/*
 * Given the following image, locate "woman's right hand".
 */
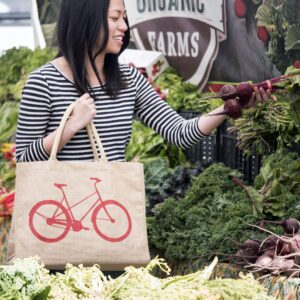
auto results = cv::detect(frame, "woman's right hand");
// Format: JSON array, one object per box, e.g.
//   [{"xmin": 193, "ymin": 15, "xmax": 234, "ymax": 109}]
[{"xmin": 69, "ymin": 93, "xmax": 97, "ymax": 131}]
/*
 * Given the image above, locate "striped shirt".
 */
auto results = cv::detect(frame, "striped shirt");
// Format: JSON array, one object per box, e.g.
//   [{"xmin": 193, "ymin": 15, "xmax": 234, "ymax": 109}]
[{"xmin": 16, "ymin": 63, "xmax": 206, "ymax": 162}]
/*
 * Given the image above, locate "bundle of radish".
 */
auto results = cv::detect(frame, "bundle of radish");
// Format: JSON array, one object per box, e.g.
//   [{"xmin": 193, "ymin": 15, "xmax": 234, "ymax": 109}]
[
  {"xmin": 234, "ymin": 220, "xmax": 300, "ymax": 279},
  {"xmin": 205, "ymin": 75, "xmax": 296, "ymax": 119}
]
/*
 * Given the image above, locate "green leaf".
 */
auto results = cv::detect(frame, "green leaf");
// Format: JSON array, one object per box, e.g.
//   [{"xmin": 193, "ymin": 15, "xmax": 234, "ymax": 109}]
[
  {"xmin": 0, "ymin": 102, "xmax": 19, "ymax": 141},
  {"xmin": 285, "ymin": 24, "xmax": 300, "ymax": 51},
  {"xmin": 33, "ymin": 286, "xmax": 51, "ymax": 300},
  {"xmin": 260, "ymin": 163, "xmax": 273, "ymax": 183}
]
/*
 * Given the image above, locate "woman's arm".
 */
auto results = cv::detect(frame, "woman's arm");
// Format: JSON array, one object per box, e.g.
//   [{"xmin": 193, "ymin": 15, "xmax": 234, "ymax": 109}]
[
  {"xmin": 197, "ymin": 105, "xmax": 226, "ymax": 135},
  {"xmin": 16, "ymin": 71, "xmax": 51, "ymax": 162},
  {"xmin": 198, "ymin": 86, "xmax": 274, "ymax": 135},
  {"xmin": 132, "ymin": 66, "xmax": 206, "ymax": 149}
]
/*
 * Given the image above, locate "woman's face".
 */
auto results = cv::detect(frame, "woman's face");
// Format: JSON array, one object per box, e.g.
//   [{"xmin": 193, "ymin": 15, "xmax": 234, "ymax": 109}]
[{"xmin": 105, "ymin": 0, "xmax": 128, "ymax": 54}]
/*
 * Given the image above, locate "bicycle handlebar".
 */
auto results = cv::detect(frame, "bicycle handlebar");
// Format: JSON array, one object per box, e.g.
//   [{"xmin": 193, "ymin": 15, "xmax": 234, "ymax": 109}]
[{"xmin": 90, "ymin": 177, "xmax": 101, "ymax": 183}]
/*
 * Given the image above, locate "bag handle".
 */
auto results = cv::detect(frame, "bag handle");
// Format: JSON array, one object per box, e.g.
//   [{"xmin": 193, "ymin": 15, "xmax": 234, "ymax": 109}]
[{"xmin": 50, "ymin": 102, "xmax": 107, "ymax": 162}]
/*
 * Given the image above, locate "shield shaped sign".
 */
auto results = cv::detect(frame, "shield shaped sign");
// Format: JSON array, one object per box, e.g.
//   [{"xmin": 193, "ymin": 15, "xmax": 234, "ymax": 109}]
[{"xmin": 124, "ymin": 0, "xmax": 227, "ymax": 90}]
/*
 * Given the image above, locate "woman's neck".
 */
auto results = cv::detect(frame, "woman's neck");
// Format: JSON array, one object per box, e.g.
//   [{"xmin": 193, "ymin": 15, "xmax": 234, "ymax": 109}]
[{"xmin": 51, "ymin": 55, "xmax": 106, "ymax": 87}]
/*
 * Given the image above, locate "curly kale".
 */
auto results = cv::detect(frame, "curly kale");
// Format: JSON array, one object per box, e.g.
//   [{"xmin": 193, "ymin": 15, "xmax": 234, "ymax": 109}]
[{"xmin": 147, "ymin": 163, "xmax": 258, "ymax": 269}]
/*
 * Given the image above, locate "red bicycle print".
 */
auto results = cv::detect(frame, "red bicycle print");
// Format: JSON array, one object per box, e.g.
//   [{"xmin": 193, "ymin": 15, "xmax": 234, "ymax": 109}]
[{"xmin": 28, "ymin": 178, "xmax": 132, "ymax": 243}]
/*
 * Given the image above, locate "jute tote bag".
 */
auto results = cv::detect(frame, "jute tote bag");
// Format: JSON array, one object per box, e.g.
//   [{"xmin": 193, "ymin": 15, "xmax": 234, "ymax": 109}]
[{"xmin": 9, "ymin": 103, "xmax": 150, "ymax": 270}]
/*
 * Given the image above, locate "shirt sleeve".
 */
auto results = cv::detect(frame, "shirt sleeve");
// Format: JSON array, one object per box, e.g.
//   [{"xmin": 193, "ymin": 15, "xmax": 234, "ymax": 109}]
[
  {"xmin": 131, "ymin": 67, "xmax": 208, "ymax": 149},
  {"xmin": 16, "ymin": 70, "xmax": 51, "ymax": 162}
]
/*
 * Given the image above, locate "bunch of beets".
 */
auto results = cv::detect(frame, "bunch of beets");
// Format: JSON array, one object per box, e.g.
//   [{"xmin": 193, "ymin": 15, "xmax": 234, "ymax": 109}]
[
  {"xmin": 209, "ymin": 74, "xmax": 297, "ymax": 119},
  {"xmin": 211, "ymin": 80, "xmax": 276, "ymax": 119},
  {"xmin": 234, "ymin": 218, "xmax": 300, "ymax": 277}
]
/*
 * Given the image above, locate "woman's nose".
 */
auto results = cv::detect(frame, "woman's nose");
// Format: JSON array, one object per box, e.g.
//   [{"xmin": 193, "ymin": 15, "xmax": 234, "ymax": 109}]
[{"xmin": 119, "ymin": 19, "xmax": 128, "ymax": 32}]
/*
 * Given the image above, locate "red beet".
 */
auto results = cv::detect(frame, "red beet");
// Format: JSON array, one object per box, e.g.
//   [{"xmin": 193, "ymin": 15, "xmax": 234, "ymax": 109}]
[
  {"xmin": 234, "ymin": 248, "xmax": 258, "ymax": 264},
  {"xmin": 208, "ymin": 98, "xmax": 243, "ymax": 119},
  {"xmin": 279, "ymin": 242, "xmax": 291, "ymax": 256},
  {"xmin": 261, "ymin": 218, "xmax": 300, "ymax": 235},
  {"xmin": 219, "ymin": 80, "xmax": 274, "ymax": 107},
  {"xmin": 219, "ymin": 82, "xmax": 253, "ymax": 106},
  {"xmin": 203, "ymin": 75, "xmax": 294, "ymax": 105},
  {"xmin": 293, "ymin": 60, "xmax": 300, "ymax": 69},
  {"xmin": 223, "ymin": 98, "xmax": 243, "ymax": 119},
  {"xmin": 271, "ymin": 257, "xmax": 294, "ymax": 271},
  {"xmin": 235, "ymin": 82, "xmax": 254, "ymax": 106},
  {"xmin": 282, "ymin": 218, "xmax": 300, "ymax": 235},
  {"xmin": 255, "ymin": 255, "xmax": 273, "ymax": 268},
  {"xmin": 257, "ymin": 26, "xmax": 269, "ymax": 43},
  {"xmin": 219, "ymin": 84, "xmax": 236, "ymax": 98},
  {"xmin": 289, "ymin": 234, "xmax": 300, "ymax": 253},
  {"xmin": 240, "ymin": 239, "xmax": 261, "ymax": 256},
  {"xmin": 234, "ymin": 0, "xmax": 246, "ymax": 18},
  {"xmin": 259, "ymin": 235, "xmax": 284, "ymax": 253}
]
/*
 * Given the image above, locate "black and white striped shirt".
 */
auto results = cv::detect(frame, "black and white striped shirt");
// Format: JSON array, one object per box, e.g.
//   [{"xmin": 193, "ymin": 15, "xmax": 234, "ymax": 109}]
[{"xmin": 16, "ymin": 63, "xmax": 206, "ymax": 162}]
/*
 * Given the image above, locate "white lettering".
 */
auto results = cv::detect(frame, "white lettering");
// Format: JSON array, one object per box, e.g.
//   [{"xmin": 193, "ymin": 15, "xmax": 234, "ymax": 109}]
[
  {"xmin": 167, "ymin": 32, "xmax": 177, "ymax": 56},
  {"xmin": 168, "ymin": 0, "xmax": 178, "ymax": 10},
  {"xmin": 158, "ymin": 0, "xmax": 166, "ymax": 10},
  {"xmin": 137, "ymin": 0, "xmax": 146, "ymax": 13},
  {"xmin": 147, "ymin": 31, "xmax": 157, "ymax": 50},
  {"xmin": 191, "ymin": 32, "xmax": 199, "ymax": 57},
  {"xmin": 147, "ymin": 31, "xmax": 199, "ymax": 57},
  {"xmin": 136, "ymin": 0, "xmax": 205, "ymax": 12},
  {"xmin": 177, "ymin": 32, "xmax": 190, "ymax": 56},
  {"xmin": 157, "ymin": 32, "xmax": 166, "ymax": 54}
]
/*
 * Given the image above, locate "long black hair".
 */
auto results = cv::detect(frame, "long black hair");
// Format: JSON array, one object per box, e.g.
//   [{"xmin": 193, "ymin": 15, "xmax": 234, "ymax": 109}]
[{"xmin": 56, "ymin": 0, "xmax": 130, "ymax": 98}]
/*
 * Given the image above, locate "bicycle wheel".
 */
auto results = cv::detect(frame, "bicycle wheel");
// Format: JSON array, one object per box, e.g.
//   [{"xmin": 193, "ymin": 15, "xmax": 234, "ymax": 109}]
[
  {"xmin": 29, "ymin": 200, "xmax": 71, "ymax": 243},
  {"xmin": 92, "ymin": 200, "xmax": 132, "ymax": 242}
]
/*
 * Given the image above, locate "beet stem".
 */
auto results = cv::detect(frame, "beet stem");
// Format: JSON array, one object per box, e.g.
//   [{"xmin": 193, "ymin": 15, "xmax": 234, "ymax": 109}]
[
  {"xmin": 232, "ymin": 177, "xmax": 261, "ymax": 215},
  {"xmin": 247, "ymin": 223, "xmax": 290, "ymax": 243}
]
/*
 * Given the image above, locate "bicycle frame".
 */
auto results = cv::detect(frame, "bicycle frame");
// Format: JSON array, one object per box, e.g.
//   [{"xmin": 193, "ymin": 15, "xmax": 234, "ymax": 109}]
[
  {"xmin": 52, "ymin": 181, "xmax": 103, "ymax": 223},
  {"xmin": 29, "ymin": 179, "xmax": 132, "ymax": 243}
]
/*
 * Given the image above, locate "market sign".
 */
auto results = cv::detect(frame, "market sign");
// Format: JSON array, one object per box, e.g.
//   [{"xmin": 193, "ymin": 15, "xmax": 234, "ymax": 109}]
[{"xmin": 124, "ymin": 0, "xmax": 227, "ymax": 90}]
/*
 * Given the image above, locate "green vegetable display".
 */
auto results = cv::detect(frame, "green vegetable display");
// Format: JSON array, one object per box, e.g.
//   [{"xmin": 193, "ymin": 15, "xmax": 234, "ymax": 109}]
[
  {"xmin": 0, "ymin": 257, "xmax": 51, "ymax": 299},
  {"xmin": 146, "ymin": 163, "xmax": 204, "ymax": 216},
  {"xmin": 0, "ymin": 47, "xmax": 56, "ymax": 102},
  {"xmin": 147, "ymin": 163, "xmax": 258, "ymax": 267},
  {"xmin": 0, "ymin": 256, "xmax": 274, "ymax": 300},
  {"xmin": 228, "ymin": 99, "xmax": 299, "ymax": 155},
  {"xmin": 0, "ymin": 102, "xmax": 19, "ymax": 143},
  {"xmin": 125, "ymin": 120, "xmax": 187, "ymax": 168},
  {"xmin": 228, "ymin": 69, "xmax": 300, "ymax": 156},
  {"xmin": 234, "ymin": 151, "xmax": 300, "ymax": 218},
  {"xmin": 154, "ymin": 67, "xmax": 222, "ymax": 113},
  {"xmin": 283, "ymin": 68, "xmax": 300, "ymax": 126}
]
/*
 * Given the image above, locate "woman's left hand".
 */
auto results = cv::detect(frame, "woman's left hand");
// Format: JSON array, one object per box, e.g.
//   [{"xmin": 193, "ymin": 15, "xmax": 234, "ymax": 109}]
[{"xmin": 246, "ymin": 87, "xmax": 277, "ymax": 108}]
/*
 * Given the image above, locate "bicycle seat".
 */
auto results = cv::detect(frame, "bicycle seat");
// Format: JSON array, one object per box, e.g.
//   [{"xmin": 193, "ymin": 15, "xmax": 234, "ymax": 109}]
[
  {"xmin": 54, "ymin": 183, "xmax": 67, "ymax": 188},
  {"xmin": 90, "ymin": 177, "xmax": 101, "ymax": 183}
]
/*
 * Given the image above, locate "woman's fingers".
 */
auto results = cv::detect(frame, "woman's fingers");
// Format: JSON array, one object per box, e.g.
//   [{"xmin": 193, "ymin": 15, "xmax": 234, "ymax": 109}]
[
  {"xmin": 247, "ymin": 92, "xmax": 256, "ymax": 108},
  {"xmin": 81, "ymin": 93, "xmax": 90, "ymax": 100},
  {"xmin": 254, "ymin": 87, "xmax": 262, "ymax": 102},
  {"xmin": 266, "ymin": 89, "xmax": 277, "ymax": 102},
  {"xmin": 253, "ymin": 87, "xmax": 277, "ymax": 104},
  {"xmin": 259, "ymin": 87, "xmax": 269, "ymax": 101}
]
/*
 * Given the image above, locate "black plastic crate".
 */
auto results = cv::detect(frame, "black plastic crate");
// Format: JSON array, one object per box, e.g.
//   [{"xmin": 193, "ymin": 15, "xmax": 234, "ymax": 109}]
[
  {"xmin": 289, "ymin": 143, "xmax": 300, "ymax": 156},
  {"xmin": 217, "ymin": 121, "xmax": 261, "ymax": 183},
  {"xmin": 179, "ymin": 111, "xmax": 217, "ymax": 163}
]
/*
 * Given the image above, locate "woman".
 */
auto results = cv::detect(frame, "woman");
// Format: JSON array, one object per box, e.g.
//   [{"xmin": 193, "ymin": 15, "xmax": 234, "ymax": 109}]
[{"xmin": 16, "ymin": 0, "xmax": 273, "ymax": 163}]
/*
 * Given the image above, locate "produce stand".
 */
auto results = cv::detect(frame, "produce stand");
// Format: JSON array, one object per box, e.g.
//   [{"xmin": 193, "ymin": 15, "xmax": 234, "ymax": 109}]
[
  {"xmin": 163, "ymin": 259, "xmax": 300, "ymax": 299},
  {"xmin": 214, "ymin": 264, "xmax": 300, "ymax": 299},
  {"xmin": 0, "ymin": 0, "xmax": 300, "ymax": 296}
]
